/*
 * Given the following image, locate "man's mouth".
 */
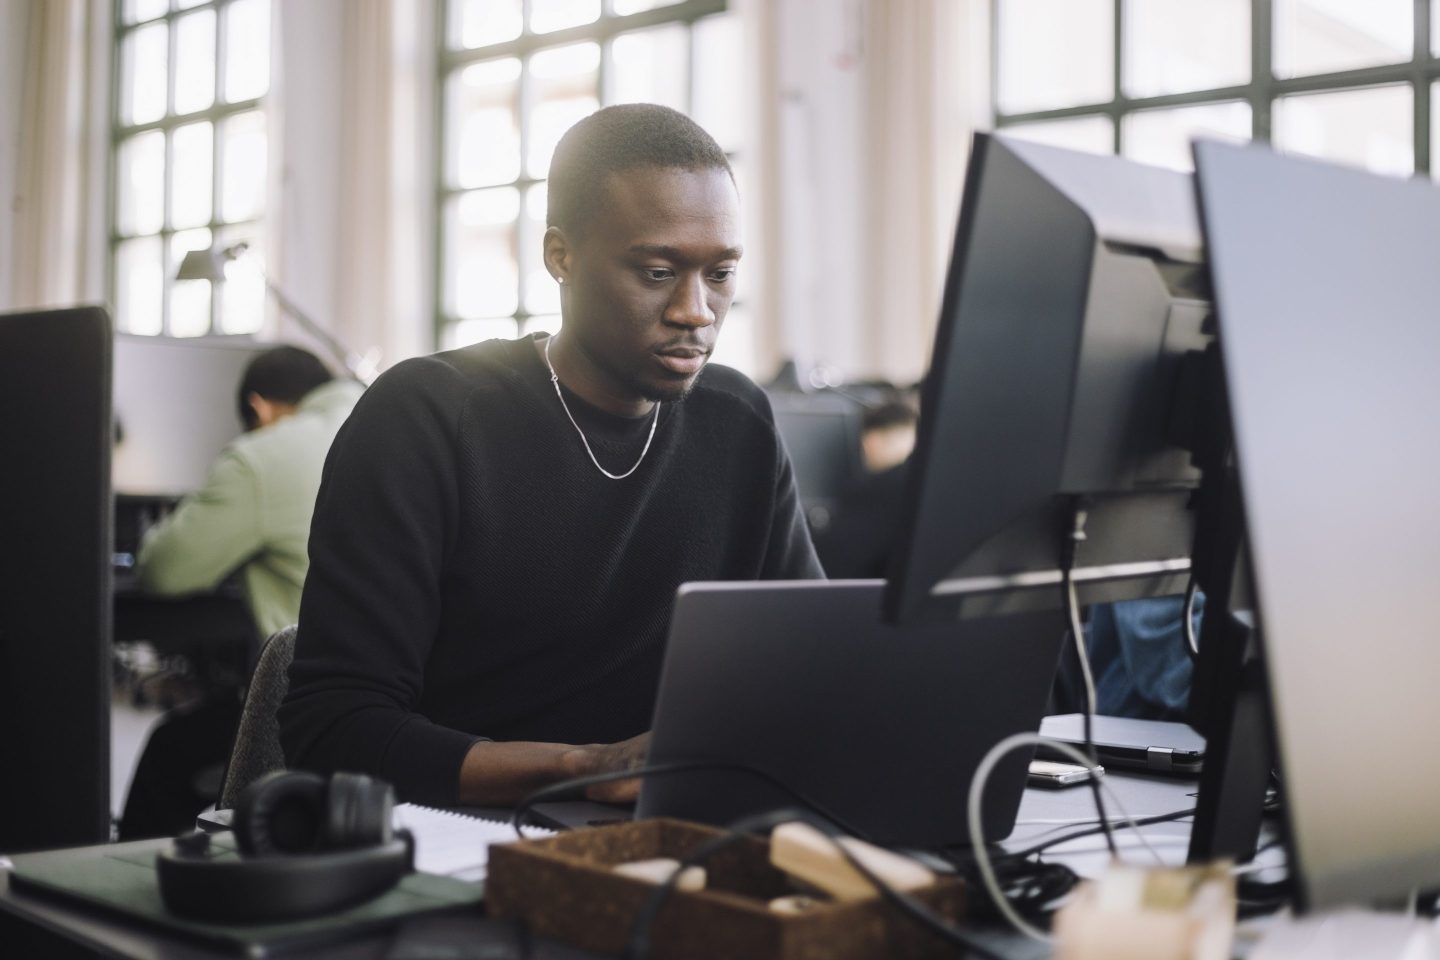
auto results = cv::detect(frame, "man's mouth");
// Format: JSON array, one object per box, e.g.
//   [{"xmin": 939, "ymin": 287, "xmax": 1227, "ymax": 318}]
[{"xmin": 654, "ymin": 346, "xmax": 709, "ymax": 376}]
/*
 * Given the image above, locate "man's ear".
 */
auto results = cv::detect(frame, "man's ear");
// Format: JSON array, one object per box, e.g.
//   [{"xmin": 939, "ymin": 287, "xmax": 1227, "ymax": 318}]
[{"xmin": 543, "ymin": 225, "xmax": 573, "ymax": 284}]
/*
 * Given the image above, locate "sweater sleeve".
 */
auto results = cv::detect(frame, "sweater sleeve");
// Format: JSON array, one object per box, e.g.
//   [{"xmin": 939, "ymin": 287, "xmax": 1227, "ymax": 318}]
[
  {"xmin": 135, "ymin": 448, "xmax": 263, "ymax": 595},
  {"xmin": 278, "ymin": 358, "xmax": 480, "ymax": 805}
]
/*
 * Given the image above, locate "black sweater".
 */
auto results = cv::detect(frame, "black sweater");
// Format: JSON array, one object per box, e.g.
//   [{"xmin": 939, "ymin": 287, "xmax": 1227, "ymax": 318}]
[{"xmin": 279, "ymin": 335, "xmax": 823, "ymax": 805}]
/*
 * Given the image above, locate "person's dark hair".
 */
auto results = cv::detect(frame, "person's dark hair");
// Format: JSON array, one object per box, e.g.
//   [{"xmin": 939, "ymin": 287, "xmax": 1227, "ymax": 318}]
[
  {"xmin": 862, "ymin": 399, "xmax": 919, "ymax": 434},
  {"xmin": 237, "ymin": 346, "xmax": 333, "ymax": 429},
  {"xmin": 546, "ymin": 103, "xmax": 733, "ymax": 238}
]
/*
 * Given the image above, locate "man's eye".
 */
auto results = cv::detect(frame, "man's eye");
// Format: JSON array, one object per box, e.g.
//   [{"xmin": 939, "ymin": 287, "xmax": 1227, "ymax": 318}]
[
  {"xmin": 642, "ymin": 268, "xmax": 673, "ymax": 282},
  {"xmin": 710, "ymin": 268, "xmax": 736, "ymax": 283}
]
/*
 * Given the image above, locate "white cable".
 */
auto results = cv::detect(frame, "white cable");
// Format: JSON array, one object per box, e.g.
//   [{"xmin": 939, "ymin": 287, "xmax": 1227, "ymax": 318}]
[
  {"xmin": 968, "ymin": 733, "xmax": 1169, "ymax": 943},
  {"xmin": 1066, "ymin": 577, "xmax": 1098, "ymax": 718}
]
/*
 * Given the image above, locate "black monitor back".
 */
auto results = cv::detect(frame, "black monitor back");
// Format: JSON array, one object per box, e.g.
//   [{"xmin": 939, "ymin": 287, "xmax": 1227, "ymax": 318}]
[
  {"xmin": 884, "ymin": 133, "xmax": 1210, "ymax": 624},
  {"xmin": 0, "ymin": 306, "xmax": 113, "ymax": 851}
]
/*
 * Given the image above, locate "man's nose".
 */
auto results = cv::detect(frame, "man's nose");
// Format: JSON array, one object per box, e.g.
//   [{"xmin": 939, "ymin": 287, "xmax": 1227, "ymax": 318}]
[{"xmin": 663, "ymin": 274, "xmax": 716, "ymax": 329}]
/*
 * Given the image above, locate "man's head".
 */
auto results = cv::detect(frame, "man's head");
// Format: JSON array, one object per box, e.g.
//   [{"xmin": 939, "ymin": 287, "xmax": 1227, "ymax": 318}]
[
  {"xmin": 238, "ymin": 346, "xmax": 333, "ymax": 431},
  {"xmin": 860, "ymin": 399, "xmax": 919, "ymax": 473},
  {"xmin": 543, "ymin": 104, "xmax": 740, "ymax": 413}
]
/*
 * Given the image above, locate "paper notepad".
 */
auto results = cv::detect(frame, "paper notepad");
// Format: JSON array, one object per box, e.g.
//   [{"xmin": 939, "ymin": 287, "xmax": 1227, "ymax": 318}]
[{"xmin": 392, "ymin": 804, "xmax": 554, "ymax": 883}]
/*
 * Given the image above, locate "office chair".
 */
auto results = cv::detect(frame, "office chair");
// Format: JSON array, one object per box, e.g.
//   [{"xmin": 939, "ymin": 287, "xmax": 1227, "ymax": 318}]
[{"xmin": 218, "ymin": 625, "xmax": 297, "ymax": 809}]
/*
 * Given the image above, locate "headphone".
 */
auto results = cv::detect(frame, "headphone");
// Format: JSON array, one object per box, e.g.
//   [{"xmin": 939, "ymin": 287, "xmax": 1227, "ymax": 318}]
[{"xmin": 157, "ymin": 770, "xmax": 414, "ymax": 924}]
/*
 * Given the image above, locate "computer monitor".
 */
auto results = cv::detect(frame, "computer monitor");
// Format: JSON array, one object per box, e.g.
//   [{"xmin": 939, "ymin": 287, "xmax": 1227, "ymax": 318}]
[
  {"xmin": 766, "ymin": 392, "xmax": 864, "ymax": 532},
  {"xmin": 0, "ymin": 305, "xmax": 113, "ymax": 852},
  {"xmin": 883, "ymin": 133, "xmax": 1211, "ymax": 624},
  {"xmin": 1195, "ymin": 140, "xmax": 1440, "ymax": 911},
  {"xmin": 113, "ymin": 334, "xmax": 270, "ymax": 498}
]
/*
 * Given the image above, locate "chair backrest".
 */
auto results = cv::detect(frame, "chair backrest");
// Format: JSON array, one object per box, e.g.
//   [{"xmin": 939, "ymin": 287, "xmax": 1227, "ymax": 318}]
[{"xmin": 219, "ymin": 624, "xmax": 297, "ymax": 809}]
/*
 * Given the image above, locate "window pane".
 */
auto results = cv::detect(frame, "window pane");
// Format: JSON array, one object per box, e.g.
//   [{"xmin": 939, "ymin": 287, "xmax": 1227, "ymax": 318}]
[
  {"xmin": 1124, "ymin": 0, "xmax": 1248, "ymax": 98},
  {"xmin": 522, "ymin": 184, "xmax": 558, "ymax": 315},
  {"xmin": 445, "ymin": 317, "xmax": 522, "ymax": 350},
  {"xmin": 174, "ymin": 10, "xmax": 217, "ymax": 115},
  {"xmin": 117, "ymin": 131, "xmax": 166, "ymax": 236},
  {"xmin": 447, "ymin": 58, "xmax": 522, "ymax": 188},
  {"xmin": 608, "ymin": 24, "xmax": 688, "ymax": 112},
  {"xmin": 613, "ymin": 0, "xmax": 684, "ymax": 13},
  {"xmin": 224, "ymin": 0, "xmax": 271, "ymax": 103},
  {"xmin": 530, "ymin": 0, "xmax": 600, "ymax": 35},
  {"xmin": 169, "ymin": 228, "xmax": 214, "ymax": 337},
  {"xmin": 996, "ymin": 0, "xmax": 1112, "ymax": 114},
  {"xmin": 694, "ymin": 14, "xmax": 742, "ymax": 152},
  {"xmin": 217, "ymin": 228, "xmax": 265, "ymax": 334},
  {"xmin": 450, "ymin": 0, "xmax": 522, "ymax": 49},
  {"xmin": 220, "ymin": 111, "xmax": 267, "ymax": 221},
  {"xmin": 1435, "ymin": 0, "xmax": 1439, "ymax": 55},
  {"xmin": 121, "ymin": 0, "xmax": 167, "ymax": 25},
  {"xmin": 1273, "ymin": 85, "xmax": 1413, "ymax": 176},
  {"xmin": 1123, "ymin": 102, "xmax": 1251, "ymax": 172},
  {"xmin": 116, "ymin": 237, "xmax": 164, "ymax": 335},
  {"xmin": 171, "ymin": 121, "xmax": 214, "ymax": 229},
  {"xmin": 177, "ymin": 0, "xmax": 208, "ymax": 9},
  {"xmin": 710, "ymin": 302, "xmax": 753, "ymax": 378},
  {"xmin": 1274, "ymin": 0, "xmax": 1413, "ymax": 79},
  {"xmin": 1434, "ymin": 82, "xmax": 1438, "ymax": 182},
  {"xmin": 120, "ymin": 22, "xmax": 168, "ymax": 126},
  {"xmin": 445, "ymin": 188, "xmax": 520, "ymax": 319},
  {"xmin": 527, "ymin": 43, "xmax": 600, "ymax": 177},
  {"xmin": 1002, "ymin": 116, "xmax": 1113, "ymax": 155}
]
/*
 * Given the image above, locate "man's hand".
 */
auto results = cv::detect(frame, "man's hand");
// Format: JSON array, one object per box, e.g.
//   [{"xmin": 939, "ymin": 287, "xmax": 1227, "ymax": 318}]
[
  {"xmin": 559, "ymin": 732, "xmax": 652, "ymax": 804},
  {"xmin": 457, "ymin": 732, "xmax": 651, "ymax": 807}
]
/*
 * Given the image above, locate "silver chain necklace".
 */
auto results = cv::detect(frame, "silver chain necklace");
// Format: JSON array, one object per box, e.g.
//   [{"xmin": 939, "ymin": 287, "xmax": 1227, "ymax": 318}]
[{"xmin": 544, "ymin": 334, "xmax": 660, "ymax": 480}]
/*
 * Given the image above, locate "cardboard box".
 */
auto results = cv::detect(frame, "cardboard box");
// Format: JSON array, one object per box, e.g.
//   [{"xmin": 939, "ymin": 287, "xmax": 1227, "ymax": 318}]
[{"xmin": 486, "ymin": 818, "xmax": 966, "ymax": 960}]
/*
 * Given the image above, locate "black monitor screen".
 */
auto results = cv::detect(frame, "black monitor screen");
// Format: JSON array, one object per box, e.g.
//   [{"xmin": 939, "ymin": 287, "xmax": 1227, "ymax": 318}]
[{"xmin": 884, "ymin": 133, "xmax": 1211, "ymax": 624}]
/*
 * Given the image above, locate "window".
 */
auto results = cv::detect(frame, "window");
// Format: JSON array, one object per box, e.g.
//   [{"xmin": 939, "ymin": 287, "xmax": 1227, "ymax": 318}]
[
  {"xmin": 994, "ymin": 0, "xmax": 1438, "ymax": 177},
  {"xmin": 112, "ymin": 0, "xmax": 272, "ymax": 337},
  {"xmin": 438, "ymin": 0, "xmax": 748, "ymax": 367}
]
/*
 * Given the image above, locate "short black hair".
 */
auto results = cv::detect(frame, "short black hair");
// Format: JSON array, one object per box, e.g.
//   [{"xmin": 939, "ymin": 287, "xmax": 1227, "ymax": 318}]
[
  {"xmin": 546, "ymin": 103, "xmax": 733, "ymax": 237},
  {"xmin": 862, "ymin": 399, "xmax": 919, "ymax": 434},
  {"xmin": 237, "ymin": 345, "xmax": 333, "ymax": 429}
]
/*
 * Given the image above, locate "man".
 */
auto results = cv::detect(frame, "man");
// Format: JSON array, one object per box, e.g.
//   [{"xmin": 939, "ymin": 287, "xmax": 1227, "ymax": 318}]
[
  {"xmin": 122, "ymin": 346, "xmax": 362, "ymax": 838},
  {"xmin": 136, "ymin": 346, "xmax": 364, "ymax": 640},
  {"xmin": 280, "ymin": 105, "xmax": 822, "ymax": 810}
]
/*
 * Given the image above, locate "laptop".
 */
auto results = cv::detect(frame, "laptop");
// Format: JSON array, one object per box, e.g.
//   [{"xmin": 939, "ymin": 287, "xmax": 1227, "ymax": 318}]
[
  {"xmin": 631, "ymin": 580, "xmax": 1066, "ymax": 848},
  {"xmin": 1039, "ymin": 713, "xmax": 1206, "ymax": 777}
]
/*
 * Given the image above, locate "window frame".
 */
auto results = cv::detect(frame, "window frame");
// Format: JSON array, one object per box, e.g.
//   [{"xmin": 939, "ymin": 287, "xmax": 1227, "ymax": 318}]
[
  {"xmin": 434, "ymin": 0, "xmax": 732, "ymax": 352},
  {"xmin": 991, "ymin": 0, "xmax": 1438, "ymax": 175},
  {"xmin": 109, "ymin": 0, "xmax": 269, "ymax": 337}
]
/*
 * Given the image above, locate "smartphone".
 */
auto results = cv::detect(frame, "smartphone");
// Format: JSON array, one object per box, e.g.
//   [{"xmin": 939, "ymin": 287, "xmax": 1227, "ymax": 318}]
[{"xmin": 1027, "ymin": 759, "xmax": 1101, "ymax": 788}]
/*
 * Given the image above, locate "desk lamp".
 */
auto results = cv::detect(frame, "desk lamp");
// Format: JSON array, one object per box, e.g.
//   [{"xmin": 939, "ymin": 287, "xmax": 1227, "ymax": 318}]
[{"xmin": 176, "ymin": 243, "xmax": 378, "ymax": 385}]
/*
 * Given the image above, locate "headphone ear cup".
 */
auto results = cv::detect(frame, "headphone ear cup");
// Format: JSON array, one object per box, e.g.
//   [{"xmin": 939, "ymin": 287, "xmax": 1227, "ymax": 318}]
[
  {"xmin": 322, "ymin": 772, "xmax": 394, "ymax": 850},
  {"xmin": 234, "ymin": 770, "xmax": 328, "ymax": 856}
]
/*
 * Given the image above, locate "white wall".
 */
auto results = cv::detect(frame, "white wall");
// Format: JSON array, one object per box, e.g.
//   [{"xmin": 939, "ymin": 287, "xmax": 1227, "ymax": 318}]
[{"xmin": 749, "ymin": 0, "xmax": 991, "ymax": 386}]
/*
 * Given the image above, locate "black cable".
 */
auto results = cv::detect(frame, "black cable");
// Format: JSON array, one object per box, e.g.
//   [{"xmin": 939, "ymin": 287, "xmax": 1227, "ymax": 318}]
[
  {"xmin": 1000, "ymin": 806, "xmax": 1197, "ymax": 861},
  {"xmin": 509, "ymin": 760, "xmax": 873, "ymax": 842},
  {"xmin": 622, "ymin": 808, "xmax": 1010, "ymax": 960},
  {"xmin": 1060, "ymin": 500, "xmax": 1119, "ymax": 858}
]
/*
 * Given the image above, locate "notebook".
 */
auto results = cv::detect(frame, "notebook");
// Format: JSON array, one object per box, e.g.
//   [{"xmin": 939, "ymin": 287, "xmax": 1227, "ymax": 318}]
[{"xmin": 1039, "ymin": 714, "xmax": 1206, "ymax": 777}]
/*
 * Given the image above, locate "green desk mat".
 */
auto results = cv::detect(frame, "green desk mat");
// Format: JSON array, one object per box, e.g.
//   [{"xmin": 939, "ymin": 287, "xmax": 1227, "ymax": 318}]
[{"xmin": 8, "ymin": 835, "xmax": 484, "ymax": 957}]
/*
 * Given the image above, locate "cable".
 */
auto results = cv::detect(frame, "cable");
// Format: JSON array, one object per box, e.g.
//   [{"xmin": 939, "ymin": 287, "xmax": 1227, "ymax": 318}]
[
  {"xmin": 968, "ymin": 733, "xmax": 1172, "ymax": 943},
  {"xmin": 621, "ymin": 808, "xmax": 1010, "ymax": 960},
  {"xmin": 1060, "ymin": 501, "xmax": 1119, "ymax": 858},
  {"xmin": 509, "ymin": 760, "xmax": 872, "ymax": 842},
  {"xmin": 1183, "ymin": 575, "xmax": 1201, "ymax": 660}
]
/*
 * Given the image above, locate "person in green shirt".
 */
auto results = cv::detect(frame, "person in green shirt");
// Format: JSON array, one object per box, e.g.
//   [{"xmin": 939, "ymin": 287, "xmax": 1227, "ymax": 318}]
[
  {"xmin": 120, "ymin": 346, "xmax": 363, "ymax": 839},
  {"xmin": 136, "ymin": 345, "xmax": 365, "ymax": 640}
]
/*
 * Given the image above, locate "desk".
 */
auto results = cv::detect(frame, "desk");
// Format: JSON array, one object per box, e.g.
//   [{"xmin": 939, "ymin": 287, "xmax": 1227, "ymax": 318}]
[{"xmin": 0, "ymin": 771, "xmax": 1234, "ymax": 960}]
